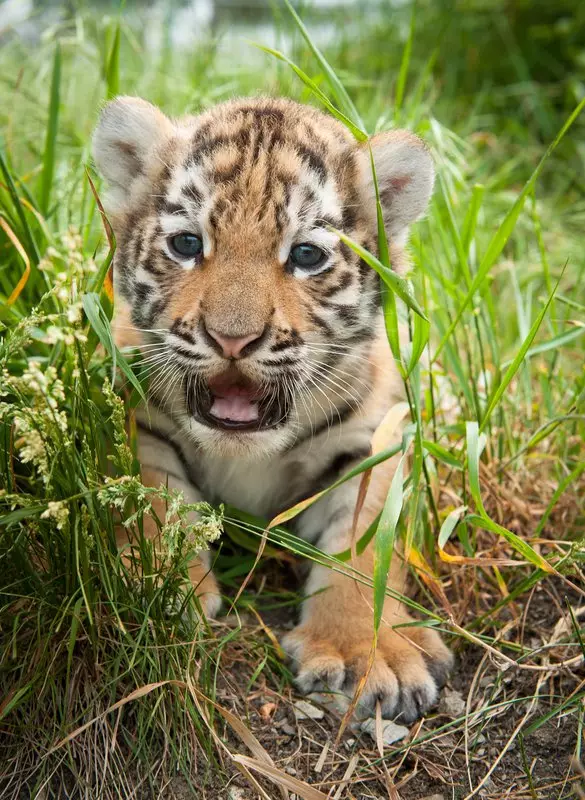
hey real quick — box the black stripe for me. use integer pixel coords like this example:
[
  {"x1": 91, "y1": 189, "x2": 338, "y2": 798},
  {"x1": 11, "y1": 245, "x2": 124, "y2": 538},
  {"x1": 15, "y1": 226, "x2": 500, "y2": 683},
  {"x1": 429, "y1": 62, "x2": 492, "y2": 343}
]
[
  {"x1": 270, "y1": 340, "x2": 294, "y2": 352},
  {"x1": 159, "y1": 201, "x2": 187, "y2": 216},
  {"x1": 270, "y1": 330, "x2": 302, "y2": 352},
  {"x1": 341, "y1": 205, "x2": 357, "y2": 230},
  {"x1": 236, "y1": 105, "x2": 286, "y2": 123},
  {"x1": 315, "y1": 446, "x2": 372, "y2": 490},
  {"x1": 136, "y1": 419, "x2": 202, "y2": 491},
  {"x1": 309, "y1": 311, "x2": 333, "y2": 336},
  {"x1": 339, "y1": 241, "x2": 354, "y2": 262},
  {"x1": 322, "y1": 271, "x2": 353, "y2": 297},
  {"x1": 170, "y1": 320, "x2": 196, "y2": 344},
  {"x1": 140, "y1": 254, "x2": 164, "y2": 277},
  {"x1": 260, "y1": 357, "x2": 299, "y2": 367},
  {"x1": 343, "y1": 328, "x2": 377, "y2": 345},
  {"x1": 133, "y1": 282, "x2": 154, "y2": 303},
  {"x1": 213, "y1": 160, "x2": 245, "y2": 184},
  {"x1": 296, "y1": 144, "x2": 328, "y2": 183},
  {"x1": 171, "y1": 346, "x2": 205, "y2": 362},
  {"x1": 333, "y1": 304, "x2": 360, "y2": 326},
  {"x1": 288, "y1": 401, "x2": 357, "y2": 449},
  {"x1": 182, "y1": 184, "x2": 203, "y2": 207},
  {"x1": 190, "y1": 129, "x2": 250, "y2": 165}
]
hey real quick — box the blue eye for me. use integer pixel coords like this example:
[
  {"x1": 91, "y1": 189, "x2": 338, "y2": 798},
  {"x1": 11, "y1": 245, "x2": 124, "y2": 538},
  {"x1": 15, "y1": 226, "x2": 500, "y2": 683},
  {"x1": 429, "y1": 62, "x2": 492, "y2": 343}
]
[
  {"x1": 169, "y1": 233, "x2": 203, "y2": 259},
  {"x1": 289, "y1": 243, "x2": 327, "y2": 271}
]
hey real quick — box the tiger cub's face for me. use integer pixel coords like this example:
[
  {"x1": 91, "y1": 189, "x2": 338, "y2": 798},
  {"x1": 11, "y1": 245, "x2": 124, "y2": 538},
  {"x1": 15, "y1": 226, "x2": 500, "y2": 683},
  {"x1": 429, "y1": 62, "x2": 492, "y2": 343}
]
[{"x1": 93, "y1": 97, "x2": 433, "y2": 457}]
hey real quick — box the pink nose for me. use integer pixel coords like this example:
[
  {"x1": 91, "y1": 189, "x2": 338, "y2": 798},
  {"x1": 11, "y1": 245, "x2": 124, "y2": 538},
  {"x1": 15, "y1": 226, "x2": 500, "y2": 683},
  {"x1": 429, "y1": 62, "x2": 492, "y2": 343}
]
[{"x1": 206, "y1": 328, "x2": 263, "y2": 359}]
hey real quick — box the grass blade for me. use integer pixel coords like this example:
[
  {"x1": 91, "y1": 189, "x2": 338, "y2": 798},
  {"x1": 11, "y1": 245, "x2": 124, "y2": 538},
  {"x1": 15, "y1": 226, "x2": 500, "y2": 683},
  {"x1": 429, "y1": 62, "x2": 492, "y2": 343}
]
[
  {"x1": 434, "y1": 96, "x2": 585, "y2": 361},
  {"x1": 267, "y1": 442, "x2": 402, "y2": 529},
  {"x1": 480, "y1": 270, "x2": 563, "y2": 432},
  {"x1": 0, "y1": 216, "x2": 31, "y2": 305},
  {"x1": 106, "y1": 21, "x2": 121, "y2": 99},
  {"x1": 394, "y1": 5, "x2": 415, "y2": 113},
  {"x1": 466, "y1": 422, "x2": 556, "y2": 573},
  {"x1": 39, "y1": 43, "x2": 61, "y2": 216},
  {"x1": 500, "y1": 325, "x2": 585, "y2": 367},
  {"x1": 0, "y1": 150, "x2": 41, "y2": 265},
  {"x1": 282, "y1": 0, "x2": 363, "y2": 127},
  {"x1": 373, "y1": 454, "x2": 406, "y2": 631},
  {"x1": 82, "y1": 292, "x2": 146, "y2": 402},
  {"x1": 331, "y1": 228, "x2": 428, "y2": 320},
  {"x1": 254, "y1": 44, "x2": 367, "y2": 141},
  {"x1": 533, "y1": 461, "x2": 585, "y2": 537}
]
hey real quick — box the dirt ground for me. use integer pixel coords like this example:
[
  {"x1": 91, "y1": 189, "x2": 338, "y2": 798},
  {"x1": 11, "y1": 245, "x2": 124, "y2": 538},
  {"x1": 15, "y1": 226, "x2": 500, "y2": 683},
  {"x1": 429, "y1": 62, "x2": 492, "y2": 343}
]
[{"x1": 165, "y1": 574, "x2": 584, "y2": 800}]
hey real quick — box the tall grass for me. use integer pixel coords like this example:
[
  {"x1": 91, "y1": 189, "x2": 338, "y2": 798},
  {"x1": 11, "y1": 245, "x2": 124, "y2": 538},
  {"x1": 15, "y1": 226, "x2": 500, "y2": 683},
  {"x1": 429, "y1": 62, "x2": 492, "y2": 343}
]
[{"x1": 1, "y1": 2, "x2": 584, "y2": 797}]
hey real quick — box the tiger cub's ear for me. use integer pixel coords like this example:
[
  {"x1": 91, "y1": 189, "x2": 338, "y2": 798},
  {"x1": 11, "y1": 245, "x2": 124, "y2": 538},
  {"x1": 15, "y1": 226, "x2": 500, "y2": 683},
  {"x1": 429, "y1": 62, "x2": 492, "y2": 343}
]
[
  {"x1": 360, "y1": 131, "x2": 435, "y2": 244},
  {"x1": 92, "y1": 96, "x2": 173, "y2": 213}
]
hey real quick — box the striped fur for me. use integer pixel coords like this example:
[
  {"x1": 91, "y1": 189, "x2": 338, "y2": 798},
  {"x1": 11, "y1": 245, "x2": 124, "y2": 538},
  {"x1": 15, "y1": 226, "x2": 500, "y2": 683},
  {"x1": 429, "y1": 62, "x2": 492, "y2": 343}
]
[{"x1": 93, "y1": 96, "x2": 451, "y2": 722}]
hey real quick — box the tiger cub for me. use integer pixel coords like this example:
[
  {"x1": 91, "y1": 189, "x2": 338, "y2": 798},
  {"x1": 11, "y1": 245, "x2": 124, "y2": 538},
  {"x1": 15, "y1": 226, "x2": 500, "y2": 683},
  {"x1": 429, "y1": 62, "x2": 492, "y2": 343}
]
[{"x1": 92, "y1": 96, "x2": 452, "y2": 722}]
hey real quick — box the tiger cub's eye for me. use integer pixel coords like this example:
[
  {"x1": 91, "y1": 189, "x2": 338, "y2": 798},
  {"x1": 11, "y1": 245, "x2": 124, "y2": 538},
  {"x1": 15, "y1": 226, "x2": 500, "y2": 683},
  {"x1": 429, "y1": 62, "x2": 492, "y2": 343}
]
[
  {"x1": 289, "y1": 243, "x2": 326, "y2": 271},
  {"x1": 169, "y1": 233, "x2": 203, "y2": 259}
]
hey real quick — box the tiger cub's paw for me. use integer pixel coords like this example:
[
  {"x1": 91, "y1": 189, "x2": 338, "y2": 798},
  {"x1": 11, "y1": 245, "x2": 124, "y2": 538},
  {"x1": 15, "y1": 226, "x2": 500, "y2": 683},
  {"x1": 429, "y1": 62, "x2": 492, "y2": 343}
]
[
  {"x1": 188, "y1": 558, "x2": 222, "y2": 619},
  {"x1": 282, "y1": 619, "x2": 452, "y2": 723}
]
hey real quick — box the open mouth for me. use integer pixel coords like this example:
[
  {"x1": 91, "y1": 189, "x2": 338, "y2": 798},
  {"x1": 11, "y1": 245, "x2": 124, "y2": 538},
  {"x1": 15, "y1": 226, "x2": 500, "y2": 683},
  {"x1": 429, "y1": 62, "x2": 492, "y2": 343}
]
[{"x1": 185, "y1": 369, "x2": 289, "y2": 432}]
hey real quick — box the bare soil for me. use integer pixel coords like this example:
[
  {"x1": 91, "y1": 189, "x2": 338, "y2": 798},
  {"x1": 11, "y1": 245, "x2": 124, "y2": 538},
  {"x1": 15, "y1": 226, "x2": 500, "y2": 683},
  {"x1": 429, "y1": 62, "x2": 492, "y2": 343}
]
[{"x1": 165, "y1": 573, "x2": 584, "y2": 800}]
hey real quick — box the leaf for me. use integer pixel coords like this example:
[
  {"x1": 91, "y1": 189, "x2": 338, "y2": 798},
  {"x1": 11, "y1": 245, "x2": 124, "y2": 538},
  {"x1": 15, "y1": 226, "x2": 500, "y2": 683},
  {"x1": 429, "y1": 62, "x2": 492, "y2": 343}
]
[
  {"x1": 0, "y1": 150, "x2": 40, "y2": 265},
  {"x1": 423, "y1": 439, "x2": 463, "y2": 469},
  {"x1": 253, "y1": 44, "x2": 367, "y2": 141},
  {"x1": 394, "y1": 5, "x2": 415, "y2": 113},
  {"x1": 0, "y1": 505, "x2": 45, "y2": 527},
  {"x1": 105, "y1": 21, "x2": 121, "y2": 99},
  {"x1": 500, "y1": 325, "x2": 585, "y2": 368},
  {"x1": 461, "y1": 183, "x2": 485, "y2": 257},
  {"x1": 86, "y1": 168, "x2": 116, "y2": 298},
  {"x1": 408, "y1": 545, "x2": 453, "y2": 614},
  {"x1": 39, "y1": 43, "x2": 61, "y2": 215},
  {"x1": 232, "y1": 442, "x2": 402, "y2": 608},
  {"x1": 268, "y1": 442, "x2": 402, "y2": 530},
  {"x1": 373, "y1": 454, "x2": 406, "y2": 631},
  {"x1": 0, "y1": 216, "x2": 31, "y2": 305},
  {"x1": 282, "y1": 0, "x2": 363, "y2": 128},
  {"x1": 368, "y1": 143, "x2": 401, "y2": 366},
  {"x1": 436, "y1": 508, "x2": 521, "y2": 566},
  {"x1": 50, "y1": 681, "x2": 170, "y2": 751},
  {"x1": 466, "y1": 422, "x2": 556, "y2": 574},
  {"x1": 437, "y1": 506, "x2": 467, "y2": 551},
  {"x1": 406, "y1": 312, "x2": 430, "y2": 377},
  {"x1": 533, "y1": 461, "x2": 585, "y2": 537},
  {"x1": 480, "y1": 269, "x2": 565, "y2": 432},
  {"x1": 331, "y1": 228, "x2": 428, "y2": 320},
  {"x1": 82, "y1": 292, "x2": 146, "y2": 402},
  {"x1": 0, "y1": 684, "x2": 32, "y2": 722},
  {"x1": 334, "y1": 512, "x2": 381, "y2": 562},
  {"x1": 434, "y1": 95, "x2": 585, "y2": 361}
]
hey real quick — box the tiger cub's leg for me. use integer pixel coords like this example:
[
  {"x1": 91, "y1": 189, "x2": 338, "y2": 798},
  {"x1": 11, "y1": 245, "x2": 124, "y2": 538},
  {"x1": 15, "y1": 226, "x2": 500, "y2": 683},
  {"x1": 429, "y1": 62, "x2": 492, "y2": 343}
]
[
  {"x1": 283, "y1": 456, "x2": 452, "y2": 722},
  {"x1": 115, "y1": 429, "x2": 221, "y2": 618}
]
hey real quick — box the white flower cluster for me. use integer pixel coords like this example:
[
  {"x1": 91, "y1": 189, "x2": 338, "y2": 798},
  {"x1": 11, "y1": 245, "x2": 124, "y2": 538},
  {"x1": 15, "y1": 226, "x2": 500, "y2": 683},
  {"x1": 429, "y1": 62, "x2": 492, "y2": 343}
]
[
  {"x1": 41, "y1": 500, "x2": 69, "y2": 530},
  {"x1": 36, "y1": 227, "x2": 97, "y2": 345},
  {"x1": 160, "y1": 492, "x2": 223, "y2": 556},
  {"x1": 0, "y1": 361, "x2": 69, "y2": 484},
  {"x1": 97, "y1": 476, "x2": 223, "y2": 556}
]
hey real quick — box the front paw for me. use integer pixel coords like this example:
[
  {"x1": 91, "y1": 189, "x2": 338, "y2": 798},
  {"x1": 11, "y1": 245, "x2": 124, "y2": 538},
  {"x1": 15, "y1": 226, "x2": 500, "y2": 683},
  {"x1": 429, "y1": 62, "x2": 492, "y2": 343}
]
[
  {"x1": 282, "y1": 620, "x2": 452, "y2": 723},
  {"x1": 188, "y1": 559, "x2": 222, "y2": 619}
]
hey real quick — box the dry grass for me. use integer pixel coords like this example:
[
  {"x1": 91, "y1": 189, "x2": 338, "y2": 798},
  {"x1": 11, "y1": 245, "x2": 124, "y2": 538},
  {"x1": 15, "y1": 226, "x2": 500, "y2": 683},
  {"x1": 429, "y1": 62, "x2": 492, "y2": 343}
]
[{"x1": 1, "y1": 1, "x2": 585, "y2": 798}]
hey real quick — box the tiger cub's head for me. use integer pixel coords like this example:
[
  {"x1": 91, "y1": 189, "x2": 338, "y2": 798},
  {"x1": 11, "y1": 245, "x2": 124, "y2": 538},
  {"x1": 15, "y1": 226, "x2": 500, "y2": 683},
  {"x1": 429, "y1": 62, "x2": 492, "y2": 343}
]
[{"x1": 93, "y1": 96, "x2": 433, "y2": 457}]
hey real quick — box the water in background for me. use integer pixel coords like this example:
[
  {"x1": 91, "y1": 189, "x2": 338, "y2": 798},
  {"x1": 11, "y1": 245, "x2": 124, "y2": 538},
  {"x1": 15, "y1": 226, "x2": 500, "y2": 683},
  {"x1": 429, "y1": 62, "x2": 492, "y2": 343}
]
[{"x1": 1, "y1": 0, "x2": 394, "y2": 58}]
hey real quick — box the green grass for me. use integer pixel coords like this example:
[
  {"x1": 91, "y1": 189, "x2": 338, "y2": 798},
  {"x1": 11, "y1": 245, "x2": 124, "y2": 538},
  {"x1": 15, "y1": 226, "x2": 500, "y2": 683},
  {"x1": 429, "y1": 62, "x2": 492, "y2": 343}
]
[{"x1": 1, "y1": 1, "x2": 584, "y2": 797}]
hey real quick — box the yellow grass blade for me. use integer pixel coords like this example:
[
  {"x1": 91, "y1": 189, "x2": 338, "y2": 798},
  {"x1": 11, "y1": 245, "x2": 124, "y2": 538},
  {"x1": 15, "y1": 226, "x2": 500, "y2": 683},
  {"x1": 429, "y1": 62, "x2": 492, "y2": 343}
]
[{"x1": 1, "y1": 216, "x2": 31, "y2": 305}]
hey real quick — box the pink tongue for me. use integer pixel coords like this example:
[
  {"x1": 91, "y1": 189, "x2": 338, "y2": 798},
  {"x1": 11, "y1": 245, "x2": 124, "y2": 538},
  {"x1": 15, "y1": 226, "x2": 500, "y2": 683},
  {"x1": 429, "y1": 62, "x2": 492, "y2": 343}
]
[{"x1": 210, "y1": 395, "x2": 260, "y2": 423}]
